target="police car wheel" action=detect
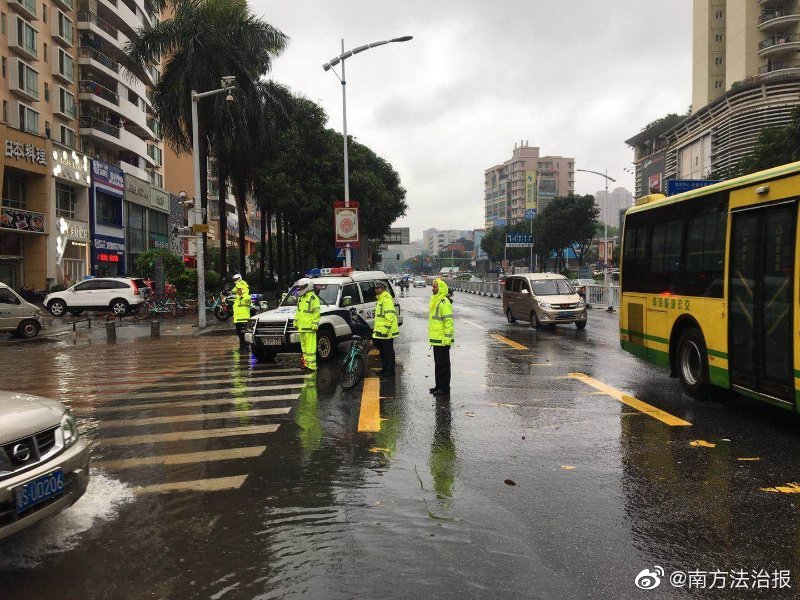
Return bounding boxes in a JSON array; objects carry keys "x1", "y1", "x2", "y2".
[{"x1": 317, "y1": 330, "x2": 336, "y2": 362}]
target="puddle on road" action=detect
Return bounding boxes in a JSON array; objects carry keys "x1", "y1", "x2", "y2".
[{"x1": 0, "y1": 470, "x2": 134, "y2": 569}]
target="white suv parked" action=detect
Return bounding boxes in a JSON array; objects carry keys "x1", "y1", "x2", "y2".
[
  {"x1": 245, "y1": 270, "x2": 402, "y2": 362},
  {"x1": 44, "y1": 277, "x2": 148, "y2": 317}
]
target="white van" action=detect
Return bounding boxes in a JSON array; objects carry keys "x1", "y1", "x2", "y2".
[
  {"x1": 0, "y1": 283, "x2": 43, "y2": 338},
  {"x1": 245, "y1": 270, "x2": 402, "y2": 362}
]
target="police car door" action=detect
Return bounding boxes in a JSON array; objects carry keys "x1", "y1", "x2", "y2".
[{"x1": 357, "y1": 281, "x2": 378, "y2": 327}]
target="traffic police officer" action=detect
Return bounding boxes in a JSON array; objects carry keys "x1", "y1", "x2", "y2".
[
  {"x1": 429, "y1": 278, "x2": 454, "y2": 396},
  {"x1": 293, "y1": 278, "x2": 320, "y2": 371},
  {"x1": 232, "y1": 276, "x2": 251, "y2": 348},
  {"x1": 372, "y1": 281, "x2": 399, "y2": 376}
]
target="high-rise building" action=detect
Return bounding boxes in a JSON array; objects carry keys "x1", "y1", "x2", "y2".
[
  {"x1": 422, "y1": 228, "x2": 473, "y2": 256},
  {"x1": 484, "y1": 142, "x2": 574, "y2": 228},
  {"x1": 627, "y1": 1, "x2": 800, "y2": 194},
  {"x1": 594, "y1": 187, "x2": 633, "y2": 228}
]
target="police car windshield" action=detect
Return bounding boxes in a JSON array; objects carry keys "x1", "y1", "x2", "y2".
[{"x1": 281, "y1": 284, "x2": 340, "y2": 307}]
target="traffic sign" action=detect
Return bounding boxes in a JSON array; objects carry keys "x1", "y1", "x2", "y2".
[
  {"x1": 191, "y1": 224, "x2": 210, "y2": 234},
  {"x1": 505, "y1": 233, "x2": 533, "y2": 248},
  {"x1": 335, "y1": 248, "x2": 346, "y2": 260}
]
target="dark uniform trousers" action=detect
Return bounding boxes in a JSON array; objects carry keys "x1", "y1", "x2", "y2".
[
  {"x1": 374, "y1": 338, "x2": 396, "y2": 374},
  {"x1": 433, "y1": 345, "x2": 451, "y2": 392}
]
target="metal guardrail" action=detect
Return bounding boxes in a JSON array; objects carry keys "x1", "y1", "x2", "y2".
[{"x1": 446, "y1": 279, "x2": 620, "y2": 309}]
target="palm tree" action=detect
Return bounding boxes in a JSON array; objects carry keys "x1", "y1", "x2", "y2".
[{"x1": 125, "y1": 0, "x2": 287, "y2": 274}]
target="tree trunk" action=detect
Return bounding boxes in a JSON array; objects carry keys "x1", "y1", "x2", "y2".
[
  {"x1": 276, "y1": 212, "x2": 284, "y2": 284},
  {"x1": 217, "y1": 160, "x2": 228, "y2": 280},
  {"x1": 292, "y1": 232, "x2": 300, "y2": 275},
  {"x1": 258, "y1": 188, "x2": 266, "y2": 289},
  {"x1": 234, "y1": 179, "x2": 247, "y2": 277},
  {"x1": 266, "y1": 200, "x2": 274, "y2": 284}
]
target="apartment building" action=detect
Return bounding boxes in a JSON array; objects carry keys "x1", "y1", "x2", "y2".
[
  {"x1": 628, "y1": 1, "x2": 800, "y2": 198},
  {"x1": 594, "y1": 187, "x2": 633, "y2": 228},
  {"x1": 484, "y1": 142, "x2": 574, "y2": 228},
  {"x1": 422, "y1": 228, "x2": 473, "y2": 256}
]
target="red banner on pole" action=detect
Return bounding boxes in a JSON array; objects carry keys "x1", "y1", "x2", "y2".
[{"x1": 334, "y1": 200, "x2": 359, "y2": 248}]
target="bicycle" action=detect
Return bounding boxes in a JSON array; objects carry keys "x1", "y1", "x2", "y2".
[
  {"x1": 132, "y1": 295, "x2": 177, "y2": 320},
  {"x1": 340, "y1": 311, "x2": 372, "y2": 391}
]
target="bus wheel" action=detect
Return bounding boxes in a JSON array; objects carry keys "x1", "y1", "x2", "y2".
[{"x1": 677, "y1": 328, "x2": 709, "y2": 397}]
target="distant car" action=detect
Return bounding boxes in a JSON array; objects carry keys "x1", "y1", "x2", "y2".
[
  {"x1": 44, "y1": 277, "x2": 148, "y2": 317},
  {"x1": 570, "y1": 278, "x2": 597, "y2": 298},
  {"x1": 413, "y1": 278, "x2": 426, "y2": 288},
  {"x1": 0, "y1": 391, "x2": 90, "y2": 542}
]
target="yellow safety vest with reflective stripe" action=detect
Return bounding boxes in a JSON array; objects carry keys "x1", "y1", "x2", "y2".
[
  {"x1": 294, "y1": 291, "x2": 320, "y2": 332},
  {"x1": 428, "y1": 280, "x2": 454, "y2": 346},
  {"x1": 233, "y1": 291, "x2": 251, "y2": 323},
  {"x1": 373, "y1": 291, "x2": 399, "y2": 339}
]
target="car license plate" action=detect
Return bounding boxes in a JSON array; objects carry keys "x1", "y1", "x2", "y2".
[
  {"x1": 558, "y1": 311, "x2": 573, "y2": 318},
  {"x1": 15, "y1": 469, "x2": 65, "y2": 514},
  {"x1": 263, "y1": 337, "x2": 283, "y2": 346}
]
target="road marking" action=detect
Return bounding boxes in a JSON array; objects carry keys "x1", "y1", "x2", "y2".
[
  {"x1": 561, "y1": 465, "x2": 576, "y2": 470},
  {"x1": 690, "y1": 440, "x2": 716, "y2": 448},
  {"x1": 463, "y1": 319, "x2": 487, "y2": 330},
  {"x1": 135, "y1": 475, "x2": 248, "y2": 494},
  {"x1": 100, "y1": 425, "x2": 279, "y2": 447},
  {"x1": 761, "y1": 482, "x2": 800, "y2": 494},
  {"x1": 568, "y1": 373, "x2": 692, "y2": 427},
  {"x1": 95, "y1": 446, "x2": 266, "y2": 470},
  {"x1": 358, "y1": 377, "x2": 381, "y2": 432},
  {"x1": 80, "y1": 394, "x2": 300, "y2": 415},
  {"x1": 105, "y1": 379, "x2": 310, "y2": 400},
  {"x1": 737, "y1": 457, "x2": 761, "y2": 461},
  {"x1": 490, "y1": 333, "x2": 528, "y2": 350},
  {"x1": 102, "y1": 407, "x2": 291, "y2": 428}
]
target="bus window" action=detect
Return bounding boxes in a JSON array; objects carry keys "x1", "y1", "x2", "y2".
[{"x1": 649, "y1": 219, "x2": 682, "y2": 293}]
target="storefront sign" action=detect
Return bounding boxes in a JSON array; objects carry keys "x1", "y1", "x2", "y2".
[
  {"x1": 0, "y1": 207, "x2": 45, "y2": 233},
  {"x1": 334, "y1": 200, "x2": 359, "y2": 248},
  {"x1": 53, "y1": 149, "x2": 90, "y2": 186},
  {"x1": 93, "y1": 236, "x2": 125, "y2": 252},
  {"x1": 150, "y1": 187, "x2": 169, "y2": 212},
  {"x1": 5, "y1": 140, "x2": 47, "y2": 166},
  {"x1": 148, "y1": 232, "x2": 169, "y2": 249},
  {"x1": 124, "y1": 175, "x2": 151, "y2": 206},
  {"x1": 58, "y1": 217, "x2": 89, "y2": 241},
  {"x1": 91, "y1": 160, "x2": 124, "y2": 190}
]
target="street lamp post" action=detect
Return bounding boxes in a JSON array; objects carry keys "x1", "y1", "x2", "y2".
[
  {"x1": 576, "y1": 168, "x2": 617, "y2": 312},
  {"x1": 190, "y1": 77, "x2": 236, "y2": 328},
  {"x1": 323, "y1": 36, "x2": 412, "y2": 268}
]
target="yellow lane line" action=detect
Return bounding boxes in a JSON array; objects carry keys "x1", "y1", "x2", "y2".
[
  {"x1": 135, "y1": 475, "x2": 248, "y2": 494},
  {"x1": 95, "y1": 446, "x2": 266, "y2": 470},
  {"x1": 102, "y1": 407, "x2": 291, "y2": 428},
  {"x1": 100, "y1": 424, "x2": 279, "y2": 447},
  {"x1": 490, "y1": 333, "x2": 528, "y2": 350},
  {"x1": 761, "y1": 482, "x2": 800, "y2": 494},
  {"x1": 568, "y1": 372, "x2": 692, "y2": 427},
  {"x1": 79, "y1": 394, "x2": 299, "y2": 415},
  {"x1": 358, "y1": 377, "x2": 382, "y2": 432}
]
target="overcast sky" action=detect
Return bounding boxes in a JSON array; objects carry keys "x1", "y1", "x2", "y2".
[{"x1": 255, "y1": 1, "x2": 693, "y2": 240}]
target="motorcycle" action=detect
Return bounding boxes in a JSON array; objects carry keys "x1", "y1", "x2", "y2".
[{"x1": 213, "y1": 291, "x2": 269, "y2": 322}]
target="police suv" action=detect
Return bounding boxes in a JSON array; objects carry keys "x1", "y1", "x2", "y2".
[{"x1": 244, "y1": 268, "x2": 402, "y2": 362}]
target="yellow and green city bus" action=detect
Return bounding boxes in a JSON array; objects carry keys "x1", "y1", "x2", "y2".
[{"x1": 620, "y1": 161, "x2": 800, "y2": 409}]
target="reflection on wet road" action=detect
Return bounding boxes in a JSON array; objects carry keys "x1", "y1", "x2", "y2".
[{"x1": 2, "y1": 288, "x2": 800, "y2": 598}]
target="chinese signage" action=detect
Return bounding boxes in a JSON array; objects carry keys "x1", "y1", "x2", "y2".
[
  {"x1": 93, "y1": 235, "x2": 125, "y2": 252},
  {"x1": 525, "y1": 170, "x2": 537, "y2": 220},
  {"x1": 124, "y1": 174, "x2": 151, "y2": 206},
  {"x1": 0, "y1": 207, "x2": 45, "y2": 233},
  {"x1": 150, "y1": 187, "x2": 170, "y2": 213},
  {"x1": 53, "y1": 149, "x2": 90, "y2": 186},
  {"x1": 334, "y1": 200, "x2": 360, "y2": 248},
  {"x1": 506, "y1": 233, "x2": 533, "y2": 248},
  {"x1": 148, "y1": 232, "x2": 169, "y2": 249},
  {"x1": 5, "y1": 140, "x2": 47, "y2": 166},
  {"x1": 58, "y1": 217, "x2": 89, "y2": 241},
  {"x1": 91, "y1": 160, "x2": 124, "y2": 191},
  {"x1": 666, "y1": 179, "x2": 720, "y2": 196}
]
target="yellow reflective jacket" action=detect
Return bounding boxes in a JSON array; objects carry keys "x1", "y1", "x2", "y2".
[
  {"x1": 428, "y1": 279, "x2": 454, "y2": 346},
  {"x1": 233, "y1": 279, "x2": 249, "y2": 296},
  {"x1": 294, "y1": 291, "x2": 320, "y2": 332},
  {"x1": 373, "y1": 290, "x2": 399, "y2": 339},
  {"x1": 233, "y1": 290, "x2": 251, "y2": 323}
]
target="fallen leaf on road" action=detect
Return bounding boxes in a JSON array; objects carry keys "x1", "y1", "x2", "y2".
[
  {"x1": 690, "y1": 440, "x2": 716, "y2": 448},
  {"x1": 504, "y1": 479, "x2": 516, "y2": 486}
]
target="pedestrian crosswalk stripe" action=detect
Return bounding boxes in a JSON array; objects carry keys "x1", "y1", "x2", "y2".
[
  {"x1": 100, "y1": 424, "x2": 279, "y2": 447},
  {"x1": 60, "y1": 372, "x2": 302, "y2": 392},
  {"x1": 68, "y1": 384, "x2": 305, "y2": 407},
  {"x1": 104, "y1": 378, "x2": 311, "y2": 400},
  {"x1": 80, "y1": 393, "x2": 300, "y2": 415},
  {"x1": 102, "y1": 407, "x2": 292, "y2": 428},
  {"x1": 134, "y1": 475, "x2": 248, "y2": 494},
  {"x1": 94, "y1": 446, "x2": 266, "y2": 470}
]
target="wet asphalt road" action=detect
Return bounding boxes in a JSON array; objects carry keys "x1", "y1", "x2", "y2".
[{"x1": 2, "y1": 287, "x2": 800, "y2": 599}]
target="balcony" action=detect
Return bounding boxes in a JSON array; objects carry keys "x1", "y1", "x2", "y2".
[
  {"x1": 76, "y1": 12, "x2": 119, "y2": 48},
  {"x1": 758, "y1": 33, "x2": 800, "y2": 55},
  {"x1": 759, "y1": 59, "x2": 800, "y2": 75},
  {"x1": 77, "y1": 46, "x2": 119, "y2": 73},
  {"x1": 52, "y1": 0, "x2": 73, "y2": 10},
  {"x1": 759, "y1": 4, "x2": 800, "y2": 28},
  {"x1": 79, "y1": 79, "x2": 119, "y2": 105},
  {"x1": 9, "y1": 0, "x2": 37, "y2": 20},
  {"x1": 80, "y1": 115, "x2": 119, "y2": 137}
]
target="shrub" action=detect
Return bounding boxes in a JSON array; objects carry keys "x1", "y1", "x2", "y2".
[{"x1": 134, "y1": 249, "x2": 185, "y2": 282}]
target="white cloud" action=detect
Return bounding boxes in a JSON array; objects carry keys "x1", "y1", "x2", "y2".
[{"x1": 254, "y1": 0, "x2": 693, "y2": 239}]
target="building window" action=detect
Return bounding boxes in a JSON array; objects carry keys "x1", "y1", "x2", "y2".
[
  {"x1": 714, "y1": 57, "x2": 724, "y2": 65},
  {"x1": 149, "y1": 171, "x2": 163, "y2": 188},
  {"x1": 58, "y1": 48, "x2": 74, "y2": 82},
  {"x1": 58, "y1": 86, "x2": 75, "y2": 118},
  {"x1": 715, "y1": 33, "x2": 724, "y2": 42},
  {"x1": 2, "y1": 172, "x2": 27, "y2": 209},
  {"x1": 16, "y1": 17, "x2": 38, "y2": 58},
  {"x1": 147, "y1": 144, "x2": 162, "y2": 166},
  {"x1": 714, "y1": 80, "x2": 724, "y2": 89},
  {"x1": 58, "y1": 124, "x2": 75, "y2": 148},
  {"x1": 16, "y1": 58, "x2": 38, "y2": 99},
  {"x1": 1, "y1": 13, "x2": 5, "y2": 34},
  {"x1": 2, "y1": 100, "x2": 7, "y2": 122},
  {"x1": 56, "y1": 11, "x2": 73, "y2": 45},
  {"x1": 44, "y1": 82, "x2": 49, "y2": 101},
  {"x1": 1, "y1": 57, "x2": 5, "y2": 78},
  {"x1": 18, "y1": 102, "x2": 39, "y2": 133},
  {"x1": 42, "y1": 4, "x2": 46, "y2": 22},
  {"x1": 149, "y1": 209, "x2": 168, "y2": 237},
  {"x1": 715, "y1": 10, "x2": 723, "y2": 18},
  {"x1": 96, "y1": 191, "x2": 122, "y2": 227},
  {"x1": 56, "y1": 183, "x2": 77, "y2": 218}
]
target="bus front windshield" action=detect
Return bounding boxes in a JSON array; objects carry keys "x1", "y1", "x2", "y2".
[{"x1": 281, "y1": 284, "x2": 340, "y2": 307}]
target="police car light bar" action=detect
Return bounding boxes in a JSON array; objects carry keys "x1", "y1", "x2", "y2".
[{"x1": 304, "y1": 266, "x2": 353, "y2": 278}]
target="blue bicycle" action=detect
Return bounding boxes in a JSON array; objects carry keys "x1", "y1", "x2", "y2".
[{"x1": 340, "y1": 310, "x2": 372, "y2": 391}]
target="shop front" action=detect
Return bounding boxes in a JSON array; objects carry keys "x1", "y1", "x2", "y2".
[
  {"x1": 0, "y1": 125, "x2": 50, "y2": 288},
  {"x1": 124, "y1": 174, "x2": 151, "y2": 274},
  {"x1": 51, "y1": 147, "x2": 91, "y2": 286},
  {"x1": 90, "y1": 160, "x2": 125, "y2": 277}
]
